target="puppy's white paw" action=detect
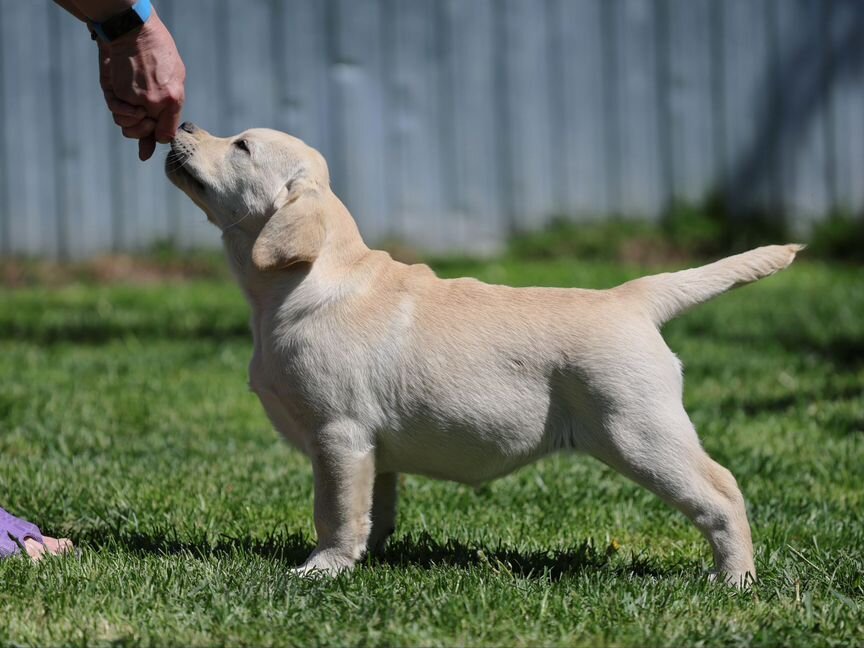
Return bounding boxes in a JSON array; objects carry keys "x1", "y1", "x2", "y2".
[
  {"x1": 708, "y1": 570, "x2": 756, "y2": 589},
  {"x1": 291, "y1": 549, "x2": 357, "y2": 578}
]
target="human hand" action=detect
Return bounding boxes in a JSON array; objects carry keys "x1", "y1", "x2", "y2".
[
  {"x1": 98, "y1": 39, "x2": 155, "y2": 160},
  {"x1": 24, "y1": 536, "x2": 74, "y2": 562},
  {"x1": 97, "y1": 9, "x2": 185, "y2": 161}
]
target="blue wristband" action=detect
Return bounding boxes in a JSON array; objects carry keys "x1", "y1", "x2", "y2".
[{"x1": 90, "y1": 0, "x2": 152, "y2": 43}]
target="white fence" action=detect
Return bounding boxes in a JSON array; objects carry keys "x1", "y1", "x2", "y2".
[{"x1": 1, "y1": 0, "x2": 862, "y2": 259}]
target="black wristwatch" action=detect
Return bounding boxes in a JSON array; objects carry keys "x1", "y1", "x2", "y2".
[{"x1": 89, "y1": 0, "x2": 152, "y2": 42}]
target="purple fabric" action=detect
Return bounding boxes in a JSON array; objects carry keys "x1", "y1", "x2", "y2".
[{"x1": 0, "y1": 506, "x2": 44, "y2": 558}]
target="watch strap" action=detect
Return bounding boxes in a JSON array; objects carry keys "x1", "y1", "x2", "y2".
[{"x1": 90, "y1": 0, "x2": 152, "y2": 43}]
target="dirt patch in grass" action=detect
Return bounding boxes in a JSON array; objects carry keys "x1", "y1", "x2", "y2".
[{"x1": 1, "y1": 253, "x2": 227, "y2": 288}]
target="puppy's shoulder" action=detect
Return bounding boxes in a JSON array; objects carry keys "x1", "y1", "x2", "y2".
[{"x1": 373, "y1": 254, "x2": 438, "y2": 289}]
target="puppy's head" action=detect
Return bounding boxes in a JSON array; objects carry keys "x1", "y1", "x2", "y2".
[{"x1": 166, "y1": 122, "x2": 330, "y2": 270}]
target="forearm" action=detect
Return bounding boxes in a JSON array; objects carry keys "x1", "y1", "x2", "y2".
[
  {"x1": 52, "y1": 0, "x2": 87, "y2": 22},
  {"x1": 53, "y1": 0, "x2": 135, "y2": 22}
]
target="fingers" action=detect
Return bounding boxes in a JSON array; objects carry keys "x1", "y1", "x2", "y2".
[
  {"x1": 138, "y1": 135, "x2": 157, "y2": 162},
  {"x1": 104, "y1": 98, "x2": 159, "y2": 162},
  {"x1": 114, "y1": 115, "x2": 158, "y2": 161},
  {"x1": 43, "y1": 537, "x2": 74, "y2": 555},
  {"x1": 121, "y1": 117, "x2": 156, "y2": 140},
  {"x1": 23, "y1": 537, "x2": 46, "y2": 562},
  {"x1": 102, "y1": 81, "x2": 182, "y2": 161},
  {"x1": 104, "y1": 91, "x2": 147, "y2": 120},
  {"x1": 23, "y1": 536, "x2": 74, "y2": 562},
  {"x1": 154, "y1": 95, "x2": 183, "y2": 143},
  {"x1": 113, "y1": 113, "x2": 145, "y2": 128}
]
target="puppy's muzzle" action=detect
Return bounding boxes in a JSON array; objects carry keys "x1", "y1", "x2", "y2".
[{"x1": 165, "y1": 125, "x2": 204, "y2": 190}]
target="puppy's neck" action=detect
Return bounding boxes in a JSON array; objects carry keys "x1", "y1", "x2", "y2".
[{"x1": 219, "y1": 194, "x2": 371, "y2": 309}]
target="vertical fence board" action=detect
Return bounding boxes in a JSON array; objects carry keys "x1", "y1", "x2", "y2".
[
  {"x1": 274, "y1": 0, "x2": 331, "y2": 156},
  {"x1": 721, "y1": 0, "x2": 775, "y2": 214},
  {"x1": 49, "y1": 8, "x2": 116, "y2": 258},
  {"x1": 827, "y1": 0, "x2": 864, "y2": 214},
  {"x1": 223, "y1": 0, "x2": 277, "y2": 133},
  {"x1": 498, "y1": 0, "x2": 555, "y2": 230},
  {"x1": 614, "y1": 0, "x2": 665, "y2": 218},
  {"x1": 1, "y1": 1, "x2": 59, "y2": 256},
  {"x1": 383, "y1": 0, "x2": 448, "y2": 249},
  {"x1": 0, "y1": 2, "x2": 9, "y2": 255},
  {"x1": 111, "y1": 127, "x2": 168, "y2": 252},
  {"x1": 328, "y1": 0, "x2": 390, "y2": 245},
  {"x1": 444, "y1": 0, "x2": 504, "y2": 251},
  {"x1": 666, "y1": 0, "x2": 716, "y2": 203},
  {"x1": 774, "y1": 0, "x2": 831, "y2": 228},
  {"x1": 551, "y1": 0, "x2": 609, "y2": 218}
]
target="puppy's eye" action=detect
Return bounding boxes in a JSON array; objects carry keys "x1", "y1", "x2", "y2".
[{"x1": 235, "y1": 139, "x2": 251, "y2": 154}]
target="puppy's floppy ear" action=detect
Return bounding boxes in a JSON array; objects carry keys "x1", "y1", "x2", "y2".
[{"x1": 251, "y1": 183, "x2": 326, "y2": 271}]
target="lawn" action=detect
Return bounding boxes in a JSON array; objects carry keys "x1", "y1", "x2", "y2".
[{"x1": 0, "y1": 254, "x2": 862, "y2": 647}]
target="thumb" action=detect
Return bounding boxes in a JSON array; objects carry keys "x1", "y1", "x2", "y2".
[{"x1": 138, "y1": 135, "x2": 157, "y2": 161}]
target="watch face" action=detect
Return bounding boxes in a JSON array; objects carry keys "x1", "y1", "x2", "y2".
[{"x1": 105, "y1": 10, "x2": 144, "y2": 40}]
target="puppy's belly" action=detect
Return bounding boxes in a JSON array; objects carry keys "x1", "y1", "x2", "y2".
[
  {"x1": 254, "y1": 355, "x2": 595, "y2": 484},
  {"x1": 255, "y1": 388, "x2": 308, "y2": 453},
  {"x1": 375, "y1": 395, "x2": 567, "y2": 485},
  {"x1": 375, "y1": 430, "x2": 544, "y2": 485}
]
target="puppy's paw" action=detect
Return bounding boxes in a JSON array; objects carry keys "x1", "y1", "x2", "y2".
[
  {"x1": 291, "y1": 549, "x2": 357, "y2": 578},
  {"x1": 708, "y1": 569, "x2": 756, "y2": 589}
]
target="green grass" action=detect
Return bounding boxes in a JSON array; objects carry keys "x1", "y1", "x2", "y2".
[{"x1": 0, "y1": 255, "x2": 862, "y2": 647}]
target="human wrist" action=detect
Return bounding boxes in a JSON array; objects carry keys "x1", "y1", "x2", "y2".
[
  {"x1": 104, "y1": 8, "x2": 163, "y2": 52},
  {"x1": 86, "y1": 0, "x2": 154, "y2": 45}
]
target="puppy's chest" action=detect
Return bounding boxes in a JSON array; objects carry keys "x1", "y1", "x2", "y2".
[{"x1": 249, "y1": 324, "x2": 393, "y2": 418}]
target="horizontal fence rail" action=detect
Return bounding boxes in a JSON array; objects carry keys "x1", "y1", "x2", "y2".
[{"x1": 0, "y1": 0, "x2": 862, "y2": 259}]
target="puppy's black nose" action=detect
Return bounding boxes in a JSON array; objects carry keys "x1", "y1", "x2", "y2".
[{"x1": 179, "y1": 121, "x2": 197, "y2": 134}]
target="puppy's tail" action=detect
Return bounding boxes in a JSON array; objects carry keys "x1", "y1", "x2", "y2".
[{"x1": 617, "y1": 244, "x2": 804, "y2": 327}]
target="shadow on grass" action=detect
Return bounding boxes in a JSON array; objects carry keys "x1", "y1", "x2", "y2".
[
  {"x1": 78, "y1": 527, "x2": 679, "y2": 581},
  {"x1": 373, "y1": 532, "x2": 674, "y2": 581},
  {"x1": 78, "y1": 526, "x2": 314, "y2": 566},
  {"x1": 772, "y1": 332, "x2": 864, "y2": 371},
  {"x1": 680, "y1": 327, "x2": 864, "y2": 372},
  {"x1": 710, "y1": 382, "x2": 864, "y2": 421}
]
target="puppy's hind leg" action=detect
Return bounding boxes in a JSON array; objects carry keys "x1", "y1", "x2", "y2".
[
  {"x1": 368, "y1": 472, "x2": 399, "y2": 554},
  {"x1": 595, "y1": 407, "x2": 755, "y2": 586},
  {"x1": 294, "y1": 421, "x2": 376, "y2": 577}
]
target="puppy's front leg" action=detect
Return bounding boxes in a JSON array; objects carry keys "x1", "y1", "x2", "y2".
[
  {"x1": 368, "y1": 473, "x2": 399, "y2": 554},
  {"x1": 294, "y1": 426, "x2": 376, "y2": 577}
]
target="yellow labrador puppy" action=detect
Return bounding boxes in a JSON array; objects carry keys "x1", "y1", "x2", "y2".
[{"x1": 166, "y1": 123, "x2": 801, "y2": 585}]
